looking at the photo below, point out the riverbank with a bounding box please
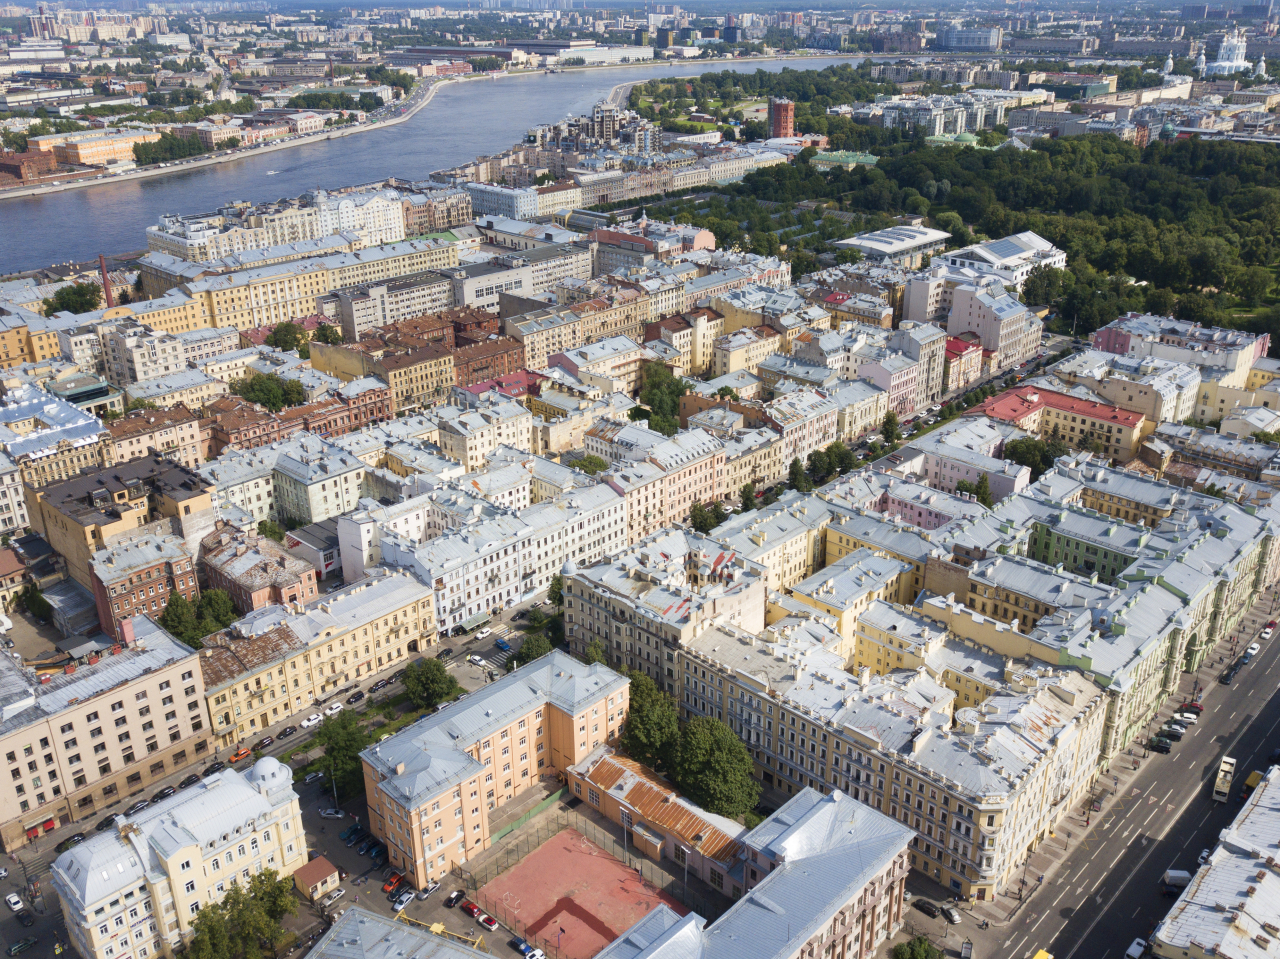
[0,72,453,202]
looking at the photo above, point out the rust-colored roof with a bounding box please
[0,547,24,580]
[198,623,308,690]
[582,752,743,865]
[105,404,199,440]
[292,855,338,890]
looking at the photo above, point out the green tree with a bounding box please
[788,457,813,492]
[715,386,740,400]
[827,440,856,474]
[18,585,51,620]
[312,710,369,800]
[312,323,345,345]
[740,482,756,510]
[881,411,900,444]
[187,900,234,959]
[257,520,285,542]
[124,398,158,414]
[891,936,943,959]
[401,658,461,710]
[158,589,200,647]
[582,638,609,665]
[196,589,238,628]
[264,321,308,354]
[635,362,691,436]
[1235,265,1273,306]
[247,868,297,925]
[547,573,564,608]
[510,633,553,670]
[42,282,102,316]
[974,472,995,508]
[576,455,610,475]
[806,448,830,481]
[620,671,680,771]
[670,716,760,817]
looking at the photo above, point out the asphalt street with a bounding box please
[999,591,1280,959]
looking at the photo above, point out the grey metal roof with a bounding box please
[308,906,498,959]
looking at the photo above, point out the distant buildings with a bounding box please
[834,225,952,270]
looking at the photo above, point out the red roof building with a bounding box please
[969,386,1148,461]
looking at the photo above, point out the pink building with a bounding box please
[646,429,725,527]
[856,351,920,416]
[763,389,840,463]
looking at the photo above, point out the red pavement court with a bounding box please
[477,827,687,959]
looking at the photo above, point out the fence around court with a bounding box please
[452,805,727,954]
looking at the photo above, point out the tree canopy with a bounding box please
[620,671,680,772]
[230,373,307,412]
[312,710,369,800]
[634,363,691,436]
[43,282,102,316]
[187,868,297,959]
[402,658,462,710]
[670,716,760,818]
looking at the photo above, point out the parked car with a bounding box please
[393,890,416,912]
[95,814,119,832]
[940,904,962,925]
[301,714,323,728]
[14,911,33,928]
[450,625,467,637]
[346,692,366,705]
[54,833,85,854]
[304,771,326,785]
[445,890,466,908]
[340,822,361,840]
[913,900,940,918]
[1125,939,1147,959]
[1148,738,1173,754]
[1221,665,1240,685]
[5,936,36,956]
[1198,848,1212,866]
[229,747,252,763]
[319,808,344,820]
[4,894,22,912]
[178,774,201,790]
[371,851,387,869]
[1177,702,1204,713]
[479,914,499,931]
[1248,642,1262,655]
[418,880,440,900]
[357,838,376,856]
[151,786,176,802]
[1160,726,1184,742]
[124,800,150,815]
[253,736,274,750]
[383,873,404,893]
[346,829,368,848]
[437,648,454,660]
[202,762,226,777]
[371,679,390,692]
[1172,711,1198,725]
[461,901,483,918]
[510,937,531,955]
[278,725,299,739]
[1261,628,1273,641]
[467,654,490,668]
[320,888,346,908]
[324,703,344,716]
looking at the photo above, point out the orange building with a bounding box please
[359,652,629,889]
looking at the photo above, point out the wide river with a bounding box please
[0,56,867,274]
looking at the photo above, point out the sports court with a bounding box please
[477,827,687,959]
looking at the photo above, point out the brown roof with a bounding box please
[105,404,200,440]
[197,623,308,689]
[581,751,743,865]
[452,337,523,361]
[0,548,24,580]
[379,345,452,371]
[292,855,338,890]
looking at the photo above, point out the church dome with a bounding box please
[955,132,978,144]
[245,755,291,791]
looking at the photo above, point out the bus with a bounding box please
[1213,756,1236,802]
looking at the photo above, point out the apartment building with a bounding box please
[708,491,837,592]
[125,370,228,412]
[854,348,921,417]
[435,400,533,469]
[970,386,1149,462]
[503,289,649,370]
[175,326,242,366]
[946,281,1043,372]
[602,460,668,545]
[101,323,185,387]
[105,404,204,470]
[402,188,472,234]
[0,454,27,535]
[0,616,211,850]
[49,757,305,959]
[563,528,769,690]
[828,381,890,444]
[0,385,115,485]
[1052,350,1201,425]
[764,390,840,465]
[722,427,788,495]
[1091,314,1268,390]
[327,271,455,341]
[90,534,201,643]
[28,454,217,593]
[547,336,653,396]
[201,523,318,614]
[711,327,785,377]
[201,568,432,746]
[642,307,723,376]
[647,428,726,528]
[453,337,526,390]
[945,337,983,392]
[359,651,629,888]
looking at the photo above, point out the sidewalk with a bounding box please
[968,582,1279,930]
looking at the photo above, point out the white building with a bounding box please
[833,226,951,270]
[463,182,540,220]
[930,231,1066,292]
[947,279,1043,371]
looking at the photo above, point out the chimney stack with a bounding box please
[99,255,115,309]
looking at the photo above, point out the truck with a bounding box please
[1213,756,1237,802]
[1240,769,1264,802]
[1162,869,1193,888]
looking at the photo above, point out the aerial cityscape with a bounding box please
[1,3,1280,959]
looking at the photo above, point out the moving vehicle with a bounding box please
[151,786,176,802]
[913,900,940,918]
[54,833,86,854]
[1162,870,1192,888]
[278,725,298,738]
[253,736,274,750]
[476,627,492,640]
[5,937,36,957]
[495,638,513,652]
[14,911,33,928]
[301,714,323,728]
[437,648,454,660]
[1241,769,1264,802]
[467,654,490,668]
[1213,757,1236,802]
[178,774,201,789]
[324,703,344,716]
[124,800,150,815]
[445,890,466,908]
[304,771,326,785]
[319,808,344,819]
[393,889,415,912]
[1125,941,1146,959]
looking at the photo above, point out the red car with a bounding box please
[461,901,483,918]
[1268,621,1277,629]
[382,873,403,893]
[1177,702,1204,714]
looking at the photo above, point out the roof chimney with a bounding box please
[119,618,136,646]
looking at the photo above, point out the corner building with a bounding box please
[359,651,628,888]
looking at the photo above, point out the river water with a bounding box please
[0,56,868,273]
